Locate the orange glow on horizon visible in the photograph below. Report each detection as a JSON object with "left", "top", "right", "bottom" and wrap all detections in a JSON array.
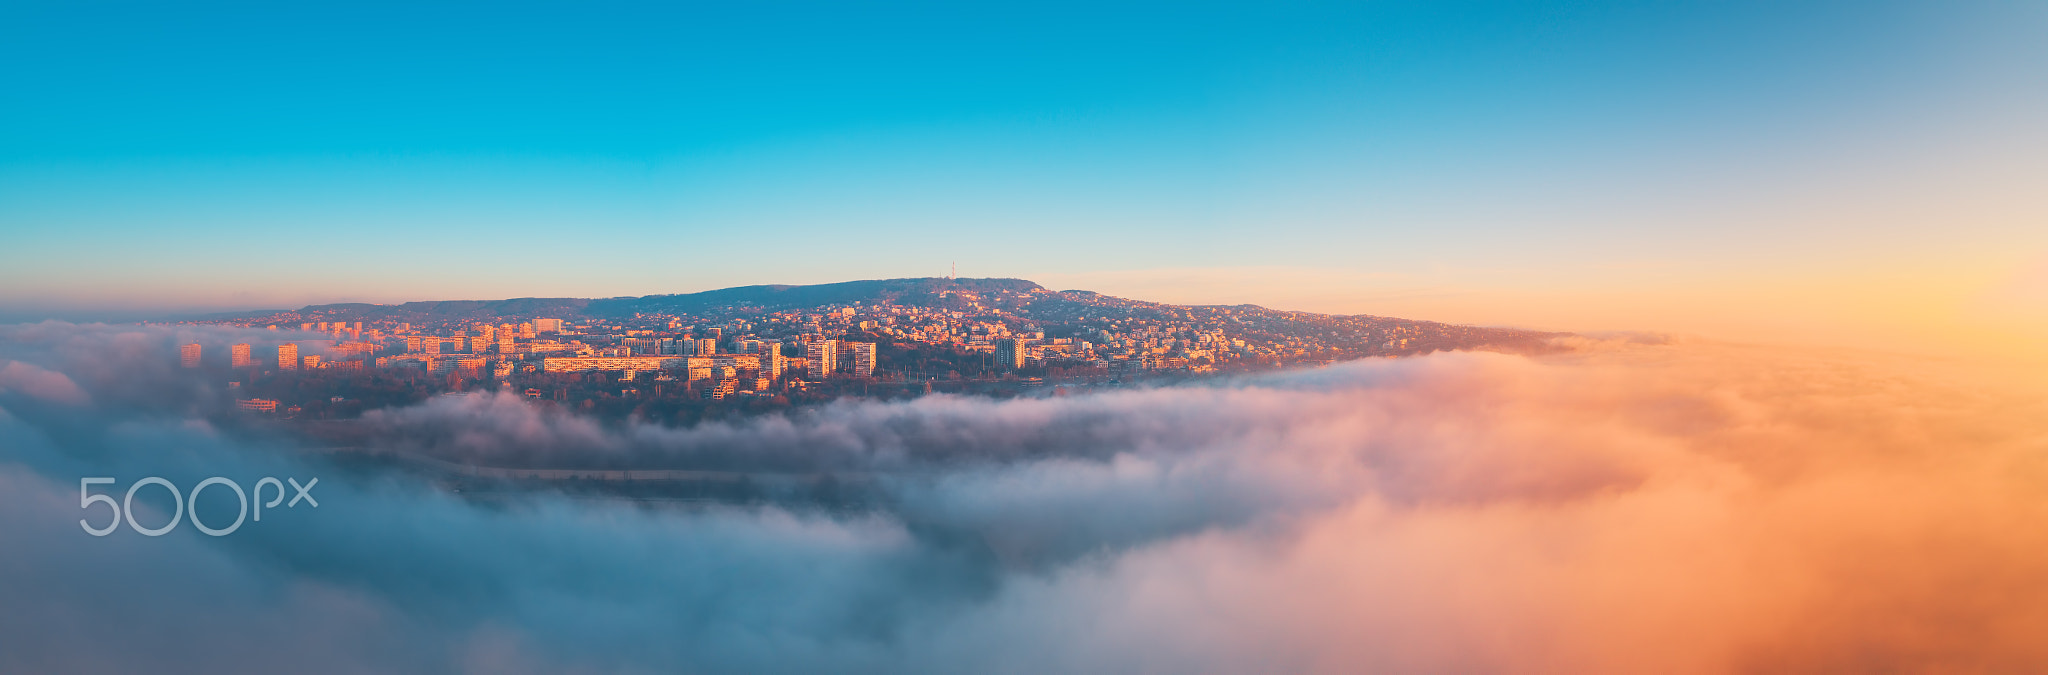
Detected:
[{"left": 1035, "top": 251, "right": 2048, "bottom": 367}]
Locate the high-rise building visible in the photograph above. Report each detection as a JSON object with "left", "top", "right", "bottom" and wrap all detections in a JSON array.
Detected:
[
  {"left": 844, "top": 341, "right": 877, "bottom": 377},
  {"left": 277, "top": 343, "right": 299, "bottom": 370},
  {"left": 690, "top": 338, "right": 716, "bottom": 356},
  {"left": 230, "top": 343, "right": 251, "bottom": 368},
  {"left": 535, "top": 318, "right": 563, "bottom": 333},
  {"left": 995, "top": 338, "right": 1025, "bottom": 371},
  {"left": 180, "top": 343, "right": 202, "bottom": 368},
  {"left": 757, "top": 343, "right": 785, "bottom": 380},
  {"left": 303, "top": 354, "right": 323, "bottom": 369},
  {"left": 805, "top": 340, "right": 837, "bottom": 379}
]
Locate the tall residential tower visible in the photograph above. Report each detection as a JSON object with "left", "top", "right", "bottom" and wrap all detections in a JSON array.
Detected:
[
  {"left": 844, "top": 341, "right": 877, "bottom": 377},
  {"left": 805, "top": 340, "right": 836, "bottom": 379}
]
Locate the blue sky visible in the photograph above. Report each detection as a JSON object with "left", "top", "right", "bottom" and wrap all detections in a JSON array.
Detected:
[{"left": 2, "top": 1, "right": 2043, "bottom": 337}]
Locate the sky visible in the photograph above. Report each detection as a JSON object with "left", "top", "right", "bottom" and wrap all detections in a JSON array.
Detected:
[{"left": 2, "top": 0, "right": 2044, "bottom": 357}]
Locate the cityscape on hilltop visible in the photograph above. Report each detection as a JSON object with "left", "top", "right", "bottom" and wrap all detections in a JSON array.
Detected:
[{"left": 170, "top": 277, "right": 1560, "bottom": 426}]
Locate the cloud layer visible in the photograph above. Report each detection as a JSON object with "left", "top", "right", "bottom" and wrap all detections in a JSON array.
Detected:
[{"left": 2, "top": 323, "right": 2045, "bottom": 673}]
